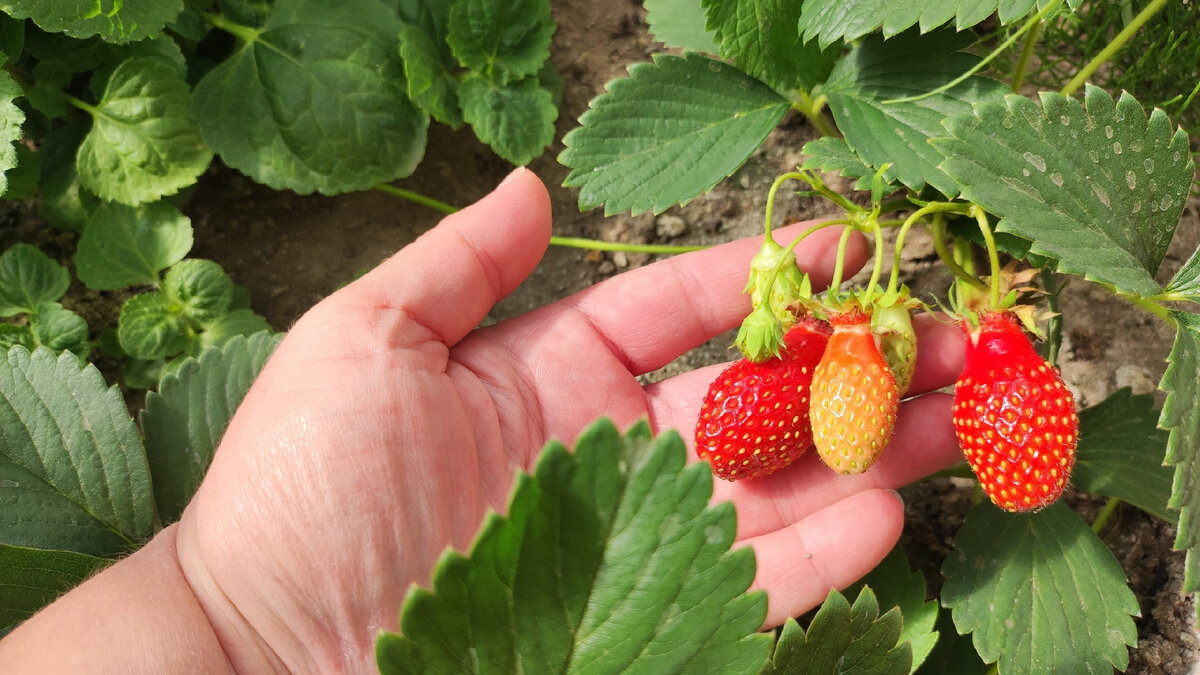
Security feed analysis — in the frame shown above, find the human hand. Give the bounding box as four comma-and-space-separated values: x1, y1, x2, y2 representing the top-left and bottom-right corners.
172, 168, 965, 672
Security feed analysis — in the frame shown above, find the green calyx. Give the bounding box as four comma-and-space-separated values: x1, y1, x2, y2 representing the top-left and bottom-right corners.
871, 292, 919, 395
735, 237, 811, 361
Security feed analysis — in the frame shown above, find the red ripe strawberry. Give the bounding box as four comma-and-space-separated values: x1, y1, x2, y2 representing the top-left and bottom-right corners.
953, 311, 1078, 512
695, 318, 831, 481
810, 309, 900, 475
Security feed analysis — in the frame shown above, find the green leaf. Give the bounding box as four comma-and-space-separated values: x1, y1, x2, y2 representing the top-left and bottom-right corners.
644, 0, 720, 54
0, 0, 183, 44
4, 144, 41, 200
192, 0, 429, 195
560, 53, 789, 215
195, 309, 270, 351
0, 244, 70, 316
1165, 245, 1200, 300
0, 544, 109, 631
942, 502, 1139, 674
142, 331, 281, 524
446, 0, 554, 85
797, 0, 1063, 48
377, 419, 773, 674
75, 201, 193, 291
1159, 310, 1200, 592
0, 69, 24, 197
936, 85, 1194, 299
1072, 388, 1175, 523
76, 55, 211, 206
848, 547, 939, 671
31, 302, 90, 359
761, 588, 911, 675
459, 75, 556, 166
823, 29, 1008, 197
0, 347, 154, 555
919, 608, 986, 674
801, 136, 901, 193
0, 13, 24, 63
703, 0, 837, 92
37, 123, 97, 231
0, 324, 33, 352
118, 292, 188, 360
399, 21, 463, 128
164, 259, 233, 323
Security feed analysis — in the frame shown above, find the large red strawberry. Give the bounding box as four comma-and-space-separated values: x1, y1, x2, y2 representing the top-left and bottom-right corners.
953, 311, 1078, 512
695, 318, 831, 481
810, 309, 899, 475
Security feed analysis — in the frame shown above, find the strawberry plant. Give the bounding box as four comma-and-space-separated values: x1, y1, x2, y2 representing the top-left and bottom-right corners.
554, 0, 1199, 671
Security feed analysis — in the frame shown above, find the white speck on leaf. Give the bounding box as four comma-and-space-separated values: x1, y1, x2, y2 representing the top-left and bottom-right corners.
1144, 158, 1154, 174
1050, 172, 1063, 187
1023, 151, 1046, 172
1113, 142, 1123, 154
1105, 125, 1114, 138
1126, 171, 1137, 190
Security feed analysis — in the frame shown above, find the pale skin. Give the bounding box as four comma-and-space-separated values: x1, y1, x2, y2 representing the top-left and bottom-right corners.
0, 169, 965, 673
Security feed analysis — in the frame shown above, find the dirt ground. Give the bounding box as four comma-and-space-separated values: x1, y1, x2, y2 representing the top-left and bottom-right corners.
108, 1, 1200, 671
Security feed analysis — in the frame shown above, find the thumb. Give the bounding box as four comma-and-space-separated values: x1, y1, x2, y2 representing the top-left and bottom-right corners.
334, 168, 552, 346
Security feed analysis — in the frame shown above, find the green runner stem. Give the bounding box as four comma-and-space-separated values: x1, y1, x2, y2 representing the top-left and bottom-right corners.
1061, 0, 1168, 95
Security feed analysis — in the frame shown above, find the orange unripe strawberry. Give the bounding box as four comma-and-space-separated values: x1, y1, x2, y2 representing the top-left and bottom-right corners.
695, 318, 830, 481
810, 309, 899, 475
953, 311, 1078, 512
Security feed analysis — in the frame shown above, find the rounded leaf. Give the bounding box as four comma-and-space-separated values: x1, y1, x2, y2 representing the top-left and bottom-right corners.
75, 201, 194, 291
164, 259, 234, 323
0, 244, 70, 316
118, 292, 189, 360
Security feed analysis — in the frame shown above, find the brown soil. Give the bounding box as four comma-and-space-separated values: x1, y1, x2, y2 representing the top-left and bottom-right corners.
36, 0, 1200, 671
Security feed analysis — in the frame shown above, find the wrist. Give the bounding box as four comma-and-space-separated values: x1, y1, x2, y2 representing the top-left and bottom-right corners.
0, 525, 236, 673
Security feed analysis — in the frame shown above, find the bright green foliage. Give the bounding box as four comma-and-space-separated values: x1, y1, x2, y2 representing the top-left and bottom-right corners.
848, 547, 939, 672
1159, 311, 1200, 592
644, 0, 720, 54
560, 53, 789, 215
142, 331, 281, 524
937, 86, 1193, 299
164, 259, 234, 324
377, 419, 772, 674
0, 324, 31, 351
796, 0, 1069, 48
801, 137, 889, 192
118, 292, 187, 360
399, 21, 463, 129
30, 302, 89, 358
76, 55, 211, 206
0, 544, 108, 631
75, 201, 193, 290
0, 69, 24, 196
446, 0, 554, 85
0, 347, 154, 556
192, 0, 428, 195
0, 0, 184, 44
1165, 246, 1200, 301
823, 29, 1008, 197
0, 244, 70, 316
194, 308, 271, 351
760, 588, 911, 675
1073, 388, 1175, 523
459, 75, 556, 166
942, 502, 1139, 674
702, 0, 837, 92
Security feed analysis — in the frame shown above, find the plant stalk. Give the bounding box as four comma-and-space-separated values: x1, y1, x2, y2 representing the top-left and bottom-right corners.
792, 91, 837, 138
931, 213, 988, 292
203, 11, 261, 43
971, 206, 1002, 308
1040, 268, 1063, 365
1060, 0, 1169, 96
1091, 497, 1122, 533
1010, 17, 1043, 91
372, 183, 457, 214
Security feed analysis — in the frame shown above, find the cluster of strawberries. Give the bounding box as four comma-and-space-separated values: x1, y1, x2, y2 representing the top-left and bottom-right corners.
695, 256, 1079, 513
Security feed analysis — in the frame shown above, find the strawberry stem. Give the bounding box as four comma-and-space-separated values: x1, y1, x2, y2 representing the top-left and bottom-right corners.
886, 203, 969, 296
862, 218, 886, 306
1091, 497, 1122, 533
374, 184, 709, 255
1009, 16, 1043, 91
970, 205, 1003, 308
762, 218, 851, 300
1060, 0, 1168, 96
931, 213, 988, 292
764, 172, 810, 242
883, 0, 1061, 105
1039, 267, 1063, 365
829, 225, 857, 293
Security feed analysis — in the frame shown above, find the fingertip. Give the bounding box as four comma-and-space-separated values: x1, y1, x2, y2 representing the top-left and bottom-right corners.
908, 314, 966, 395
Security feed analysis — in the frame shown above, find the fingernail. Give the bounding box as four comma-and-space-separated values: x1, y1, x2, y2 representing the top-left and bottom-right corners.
888, 489, 905, 507
497, 166, 527, 190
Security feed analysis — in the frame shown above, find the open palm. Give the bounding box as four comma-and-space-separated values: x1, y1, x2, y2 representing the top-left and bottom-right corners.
174, 169, 965, 673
